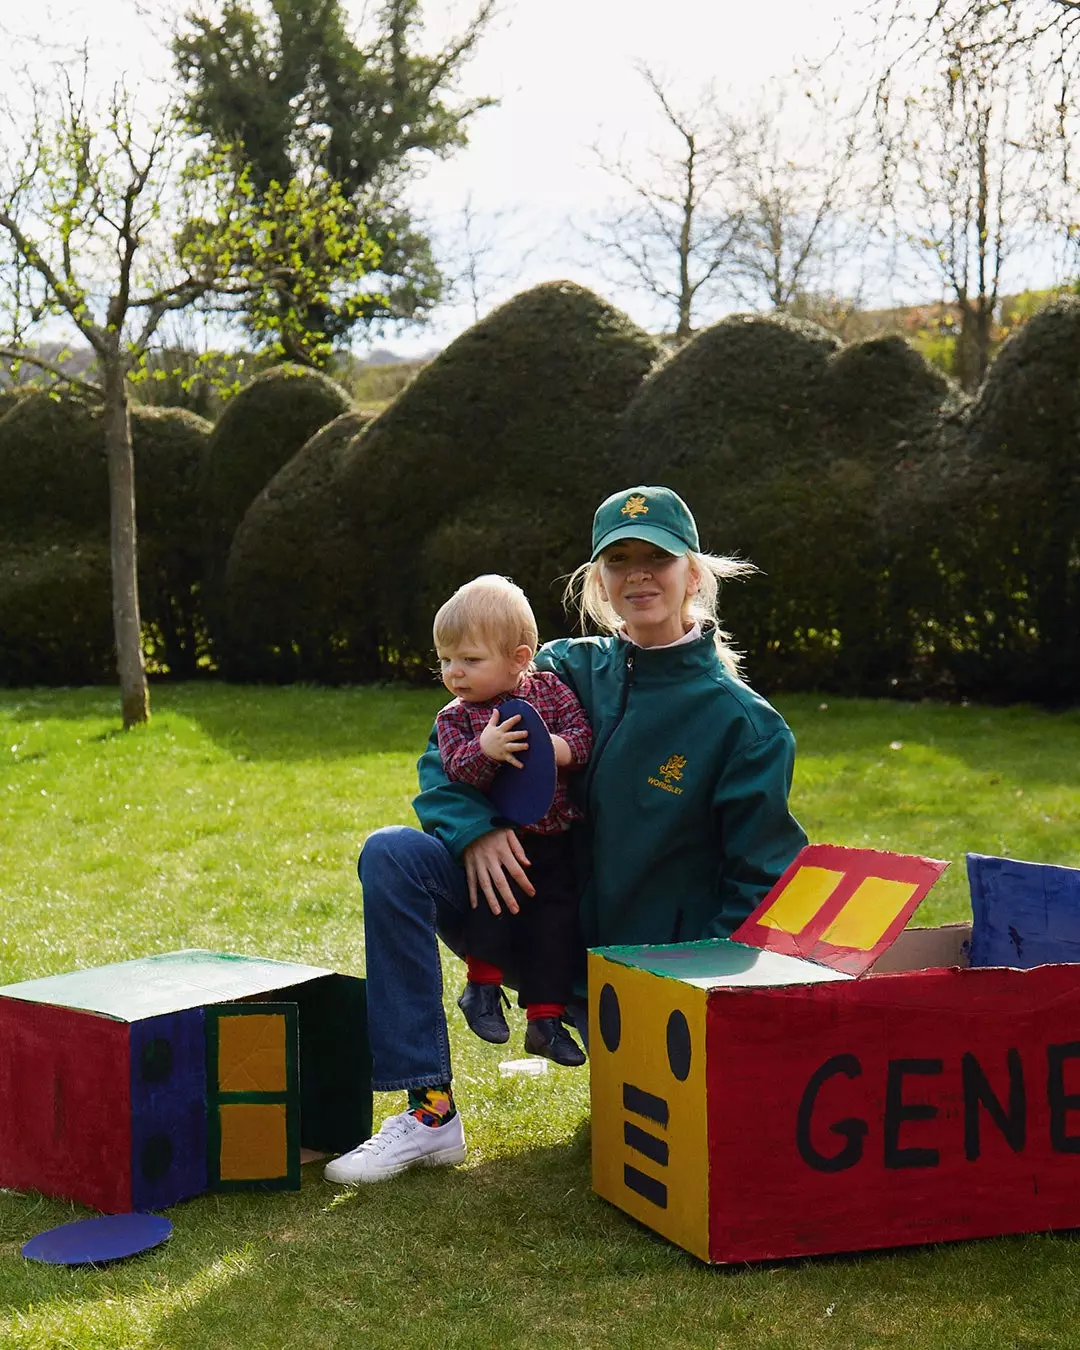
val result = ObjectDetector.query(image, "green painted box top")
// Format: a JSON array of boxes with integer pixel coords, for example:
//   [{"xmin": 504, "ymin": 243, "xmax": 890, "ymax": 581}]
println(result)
[
  {"xmin": 0, "ymin": 950, "xmax": 334, "ymax": 1022},
  {"xmin": 592, "ymin": 938, "xmax": 853, "ymax": 990}
]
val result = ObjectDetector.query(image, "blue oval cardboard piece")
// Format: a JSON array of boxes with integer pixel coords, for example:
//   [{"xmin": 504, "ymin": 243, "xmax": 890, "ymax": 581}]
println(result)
[
  {"xmin": 488, "ymin": 697, "xmax": 557, "ymax": 827},
  {"xmin": 23, "ymin": 1213, "xmax": 172, "ymax": 1266}
]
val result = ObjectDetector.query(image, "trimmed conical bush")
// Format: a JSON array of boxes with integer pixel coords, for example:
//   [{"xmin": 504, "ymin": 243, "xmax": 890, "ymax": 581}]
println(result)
[
  {"xmin": 223, "ymin": 411, "xmax": 377, "ymax": 680},
  {"xmin": 199, "ymin": 364, "xmax": 352, "ymax": 663},
  {"xmin": 616, "ymin": 315, "xmax": 954, "ymax": 691},
  {"xmin": 337, "ymin": 281, "xmax": 661, "ymax": 667}
]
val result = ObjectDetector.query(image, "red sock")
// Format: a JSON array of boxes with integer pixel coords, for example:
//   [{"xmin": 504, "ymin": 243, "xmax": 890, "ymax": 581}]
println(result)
[
  {"xmin": 526, "ymin": 1003, "xmax": 565, "ymax": 1021},
  {"xmin": 466, "ymin": 955, "xmax": 503, "ymax": 984}
]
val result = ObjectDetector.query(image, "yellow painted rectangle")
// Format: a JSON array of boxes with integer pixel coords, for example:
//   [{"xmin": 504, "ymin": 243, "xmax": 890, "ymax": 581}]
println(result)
[
  {"xmin": 217, "ymin": 1013, "xmax": 287, "ymax": 1092},
  {"xmin": 218, "ymin": 1102, "xmax": 288, "ymax": 1180},
  {"xmin": 588, "ymin": 953, "xmax": 709, "ymax": 1262},
  {"xmin": 757, "ymin": 867, "xmax": 844, "ymax": 934},
  {"xmin": 820, "ymin": 877, "xmax": 920, "ymax": 950}
]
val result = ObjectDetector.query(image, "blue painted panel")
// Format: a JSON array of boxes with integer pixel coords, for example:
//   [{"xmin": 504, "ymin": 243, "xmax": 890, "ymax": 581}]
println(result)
[
  {"xmin": 968, "ymin": 853, "xmax": 1080, "ymax": 969},
  {"xmin": 130, "ymin": 1009, "xmax": 207, "ymax": 1210}
]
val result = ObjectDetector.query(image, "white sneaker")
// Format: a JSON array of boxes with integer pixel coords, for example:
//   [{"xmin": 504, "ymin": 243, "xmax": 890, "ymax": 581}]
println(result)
[{"xmin": 323, "ymin": 1110, "xmax": 467, "ymax": 1184}]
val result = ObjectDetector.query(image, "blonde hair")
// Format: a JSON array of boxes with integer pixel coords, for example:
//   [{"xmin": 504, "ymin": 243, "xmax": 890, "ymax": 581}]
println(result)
[
  {"xmin": 433, "ymin": 574, "xmax": 539, "ymax": 657},
  {"xmin": 562, "ymin": 550, "xmax": 758, "ymax": 677}
]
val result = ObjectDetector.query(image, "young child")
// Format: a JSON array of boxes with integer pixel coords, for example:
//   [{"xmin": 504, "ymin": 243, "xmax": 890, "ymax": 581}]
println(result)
[{"xmin": 434, "ymin": 574, "xmax": 592, "ymax": 1066}]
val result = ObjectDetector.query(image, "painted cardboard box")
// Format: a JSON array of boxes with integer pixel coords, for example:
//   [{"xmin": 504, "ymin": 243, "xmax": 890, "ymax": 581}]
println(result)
[
  {"xmin": 588, "ymin": 845, "xmax": 1080, "ymax": 1263},
  {"xmin": 0, "ymin": 950, "xmax": 371, "ymax": 1213}
]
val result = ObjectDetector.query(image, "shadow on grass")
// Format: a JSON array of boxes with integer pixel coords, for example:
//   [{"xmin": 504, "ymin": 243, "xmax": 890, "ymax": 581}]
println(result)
[
  {"xmin": 4, "ymin": 685, "xmax": 1080, "ymax": 783},
  {"xmin": 0, "ymin": 683, "xmax": 449, "ymax": 763},
  {"xmin": 5, "ymin": 1124, "xmax": 1080, "ymax": 1349}
]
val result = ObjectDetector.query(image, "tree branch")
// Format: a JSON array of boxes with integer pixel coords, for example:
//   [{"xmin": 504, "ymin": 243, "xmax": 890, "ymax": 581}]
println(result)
[{"xmin": 0, "ymin": 347, "xmax": 103, "ymax": 399}]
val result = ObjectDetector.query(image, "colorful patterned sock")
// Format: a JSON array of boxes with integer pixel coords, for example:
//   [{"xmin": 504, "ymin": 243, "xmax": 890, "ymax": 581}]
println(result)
[{"xmin": 407, "ymin": 1084, "xmax": 456, "ymax": 1127}]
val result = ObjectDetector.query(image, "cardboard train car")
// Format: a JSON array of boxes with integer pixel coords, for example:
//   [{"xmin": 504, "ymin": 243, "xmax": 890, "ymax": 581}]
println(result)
[
  {"xmin": 588, "ymin": 845, "xmax": 1080, "ymax": 1264},
  {"xmin": 0, "ymin": 951, "xmax": 371, "ymax": 1213}
]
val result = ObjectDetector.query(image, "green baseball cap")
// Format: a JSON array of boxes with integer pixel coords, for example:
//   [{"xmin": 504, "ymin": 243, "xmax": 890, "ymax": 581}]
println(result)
[{"xmin": 591, "ymin": 485, "xmax": 700, "ymax": 561}]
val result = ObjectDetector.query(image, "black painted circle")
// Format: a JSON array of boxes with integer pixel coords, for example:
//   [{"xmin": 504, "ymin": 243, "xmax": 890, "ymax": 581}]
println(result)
[
  {"xmin": 140, "ymin": 1133, "xmax": 173, "ymax": 1182},
  {"xmin": 598, "ymin": 983, "xmax": 621, "ymax": 1053},
  {"xmin": 666, "ymin": 1009, "xmax": 691, "ymax": 1081},
  {"xmin": 141, "ymin": 1037, "xmax": 173, "ymax": 1084}
]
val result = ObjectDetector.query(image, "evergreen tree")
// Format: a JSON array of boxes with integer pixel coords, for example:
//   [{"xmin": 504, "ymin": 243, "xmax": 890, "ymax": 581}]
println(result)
[{"xmin": 174, "ymin": 0, "xmax": 494, "ymax": 359}]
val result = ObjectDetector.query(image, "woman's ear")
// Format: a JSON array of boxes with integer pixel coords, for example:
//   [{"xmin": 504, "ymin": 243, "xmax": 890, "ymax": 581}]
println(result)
[{"xmin": 686, "ymin": 561, "xmax": 701, "ymax": 598}]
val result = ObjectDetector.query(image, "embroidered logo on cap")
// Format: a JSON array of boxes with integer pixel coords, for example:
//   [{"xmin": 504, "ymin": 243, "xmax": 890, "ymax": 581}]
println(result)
[{"xmin": 621, "ymin": 494, "xmax": 648, "ymax": 519}]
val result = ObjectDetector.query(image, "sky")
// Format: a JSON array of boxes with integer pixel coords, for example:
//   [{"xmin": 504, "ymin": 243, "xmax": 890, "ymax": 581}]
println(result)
[{"xmin": 2, "ymin": 0, "xmax": 1060, "ymax": 357}]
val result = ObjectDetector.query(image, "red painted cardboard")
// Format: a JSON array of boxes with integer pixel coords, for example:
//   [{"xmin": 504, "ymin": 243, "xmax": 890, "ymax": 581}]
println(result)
[
  {"xmin": 0, "ymin": 952, "xmax": 372, "ymax": 1213},
  {"xmin": 708, "ymin": 961, "xmax": 1080, "ymax": 1262},
  {"xmin": 0, "ymin": 1001, "xmax": 131, "ymax": 1213},
  {"xmin": 731, "ymin": 844, "xmax": 950, "ymax": 976}
]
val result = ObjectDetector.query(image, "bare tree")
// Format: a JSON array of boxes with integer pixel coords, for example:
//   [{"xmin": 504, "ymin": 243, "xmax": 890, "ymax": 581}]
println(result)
[
  {"xmin": 442, "ymin": 192, "xmax": 535, "ymax": 324},
  {"xmin": 582, "ymin": 65, "xmax": 742, "ymax": 342},
  {"xmin": 873, "ymin": 28, "xmax": 1058, "ymax": 389},
  {"xmin": 725, "ymin": 87, "xmax": 871, "ymax": 314}
]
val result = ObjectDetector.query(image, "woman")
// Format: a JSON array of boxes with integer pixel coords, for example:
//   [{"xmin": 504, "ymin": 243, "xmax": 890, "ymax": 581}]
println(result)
[{"xmin": 325, "ymin": 485, "xmax": 807, "ymax": 1184}]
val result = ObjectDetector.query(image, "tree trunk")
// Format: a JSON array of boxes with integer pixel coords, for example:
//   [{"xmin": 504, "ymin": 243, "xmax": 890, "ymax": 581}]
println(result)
[
  {"xmin": 956, "ymin": 298, "xmax": 994, "ymax": 391},
  {"xmin": 103, "ymin": 355, "xmax": 150, "ymax": 728}
]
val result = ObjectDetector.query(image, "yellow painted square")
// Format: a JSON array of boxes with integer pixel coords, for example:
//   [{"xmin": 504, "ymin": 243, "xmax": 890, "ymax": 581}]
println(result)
[
  {"xmin": 756, "ymin": 866, "xmax": 844, "ymax": 935},
  {"xmin": 820, "ymin": 876, "xmax": 920, "ymax": 950},
  {"xmin": 218, "ymin": 1102, "xmax": 288, "ymax": 1180},
  {"xmin": 217, "ymin": 1013, "xmax": 287, "ymax": 1092}
]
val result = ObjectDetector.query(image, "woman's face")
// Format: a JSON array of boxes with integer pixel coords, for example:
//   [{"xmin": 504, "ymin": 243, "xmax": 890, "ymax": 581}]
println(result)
[{"xmin": 598, "ymin": 538, "xmax": 697, "ymax": 648}]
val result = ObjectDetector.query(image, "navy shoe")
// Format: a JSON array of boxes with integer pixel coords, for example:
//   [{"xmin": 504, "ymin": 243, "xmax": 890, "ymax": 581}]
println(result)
[
  {"xmin": 524, "ymin": 1017, "xmax": 586, "ymax": 1067},
  {"xmin": 457, "ymin": 982, "xmax": 510, "ymax": 1044},
  {"xmin": 562, "ymin": 999, "xmax": 590, "ymax": 1055}
]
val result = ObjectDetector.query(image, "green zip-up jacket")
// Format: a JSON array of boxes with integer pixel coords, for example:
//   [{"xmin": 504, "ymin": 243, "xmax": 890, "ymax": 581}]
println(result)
[{"xmin": 413, "ymin": 627, "xmax": 807, "ymax": 948}]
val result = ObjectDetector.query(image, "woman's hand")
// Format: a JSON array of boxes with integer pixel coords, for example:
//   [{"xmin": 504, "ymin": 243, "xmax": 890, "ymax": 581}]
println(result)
[
  {"xmin": 463, "ymin": 828, "xmax": 534, "ymax": 915},
  {"xmin": 479, "ymin": 710, "xmax": 529, "ymax": 766}
]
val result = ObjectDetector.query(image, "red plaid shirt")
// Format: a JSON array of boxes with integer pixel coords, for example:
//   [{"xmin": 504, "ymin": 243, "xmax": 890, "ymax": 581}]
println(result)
[{"xmin": 435, "ymin": 670, "xmax": 592, "ymax": 835}]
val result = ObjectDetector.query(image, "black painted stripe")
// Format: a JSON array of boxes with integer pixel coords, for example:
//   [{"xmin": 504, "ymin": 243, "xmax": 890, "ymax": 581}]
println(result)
[
  {"xmin": 624, "ymin": 1163, "xmax": 668, "ymax": 1209},
  {"xmin": 623, "ymin": 1082, "xmax": 669, "ymax": 1126},
  {"xmin": 624, "ymin": 1120, "xmax": 669, "ymax": 1166}
]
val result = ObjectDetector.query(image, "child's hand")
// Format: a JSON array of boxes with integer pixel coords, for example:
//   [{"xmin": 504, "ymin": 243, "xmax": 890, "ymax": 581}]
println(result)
[
  {"xmin": 479, "ymin": 710, "xmax": 529, "ymax": 767},
  {"xmin": 551, "ymin": 734, "xmax": 572, "ymax": 768}
]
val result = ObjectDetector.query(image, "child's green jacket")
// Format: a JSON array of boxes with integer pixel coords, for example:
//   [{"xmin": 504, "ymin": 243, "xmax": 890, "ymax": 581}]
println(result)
[{"xmin": 413, "ymin": 627, "xmax": 807, "ymax": 949}]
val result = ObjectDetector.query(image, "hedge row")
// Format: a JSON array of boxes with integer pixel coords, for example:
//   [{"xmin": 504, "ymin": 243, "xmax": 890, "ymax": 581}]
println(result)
[
  {"xmin": 3, "ymin": 286, "xmax": 1079, "ymax": 704},
  {"xmin": 0, "ymin": 366, "xmax": 351, "ymax": 684}
]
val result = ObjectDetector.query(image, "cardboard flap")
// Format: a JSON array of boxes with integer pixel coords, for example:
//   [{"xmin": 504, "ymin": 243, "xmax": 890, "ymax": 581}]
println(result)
[{"xmin": 730, "ymin": 844, "xmax": 949, "ymax": 976}]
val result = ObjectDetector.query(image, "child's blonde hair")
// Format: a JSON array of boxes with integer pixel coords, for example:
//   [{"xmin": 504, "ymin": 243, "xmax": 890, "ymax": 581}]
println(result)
[
  {"xmin": 433, "ymin": 574, "xmax": 539, "ymax": 657},
  {"xmin": 562, "ymin": 551, "xmax": 757, "ymax": 677}
]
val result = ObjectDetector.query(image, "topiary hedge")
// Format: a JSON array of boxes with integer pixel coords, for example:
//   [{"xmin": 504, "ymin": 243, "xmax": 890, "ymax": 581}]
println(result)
[
  {"xmin": 0, "ymin": 392, "xmax": 106, "ymax": 538},
  {"xmin": 199, "ymin": 365, "xmax": 351, "ymax": 578},
  {"xmin": 0, "ymin": 540, "xmax": 114, "ymax": 686},
  {"xmin": 920, "ymin": 298, "xmax": 1080, "ymax": 702},
  {"xmin": 615, "ymin": 317, "xmax": 956, "ymax": 693},
  {"xmin": 0, "ymin": 397, "xmax": 213, "ymax": 682},
  {"xmin": 131, "ymin": 406, "xmax": 214, "ymax": 677},
  {"xmin": 222, "ymin": 411, "xmax": 377, "ymax": 681},
  {"xmin": 0, "ymin": 384, "xmax": 35, "ymax": 423},
  {"xmin": 337, "ymin": 282, "xmax": 662, "ymax": 668}
]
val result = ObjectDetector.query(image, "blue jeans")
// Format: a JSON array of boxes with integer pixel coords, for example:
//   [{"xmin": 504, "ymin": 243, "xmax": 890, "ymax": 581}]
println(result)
[
  {"xmin": 359, "ymin": 826, "xmax": 470, "ymax": 1091},
  {"xmin": 358, "ymin": 825, "xmax": 588, "ymax": 1092}
]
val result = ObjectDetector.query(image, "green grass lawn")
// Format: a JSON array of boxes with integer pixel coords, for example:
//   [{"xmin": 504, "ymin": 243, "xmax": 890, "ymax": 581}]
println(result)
[{"xmin": 1, "ymin": 685, "xmax": 1079, "ymax": 1350}]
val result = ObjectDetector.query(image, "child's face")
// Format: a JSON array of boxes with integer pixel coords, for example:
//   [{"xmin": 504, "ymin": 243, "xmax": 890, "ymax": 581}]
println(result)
[{"xmin": 437, "ymin": 637, "xmax": 531, "ymax": 703}]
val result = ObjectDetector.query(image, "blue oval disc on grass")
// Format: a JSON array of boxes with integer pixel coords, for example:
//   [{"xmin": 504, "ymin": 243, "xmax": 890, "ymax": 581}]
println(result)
[
  {"xmin": 23, "ymin": 1213, "xmax": 172, "ymax": 1265},
  {"xmin": 488, "ymin": 698, "xmax": 557, "ymax": 827}
]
